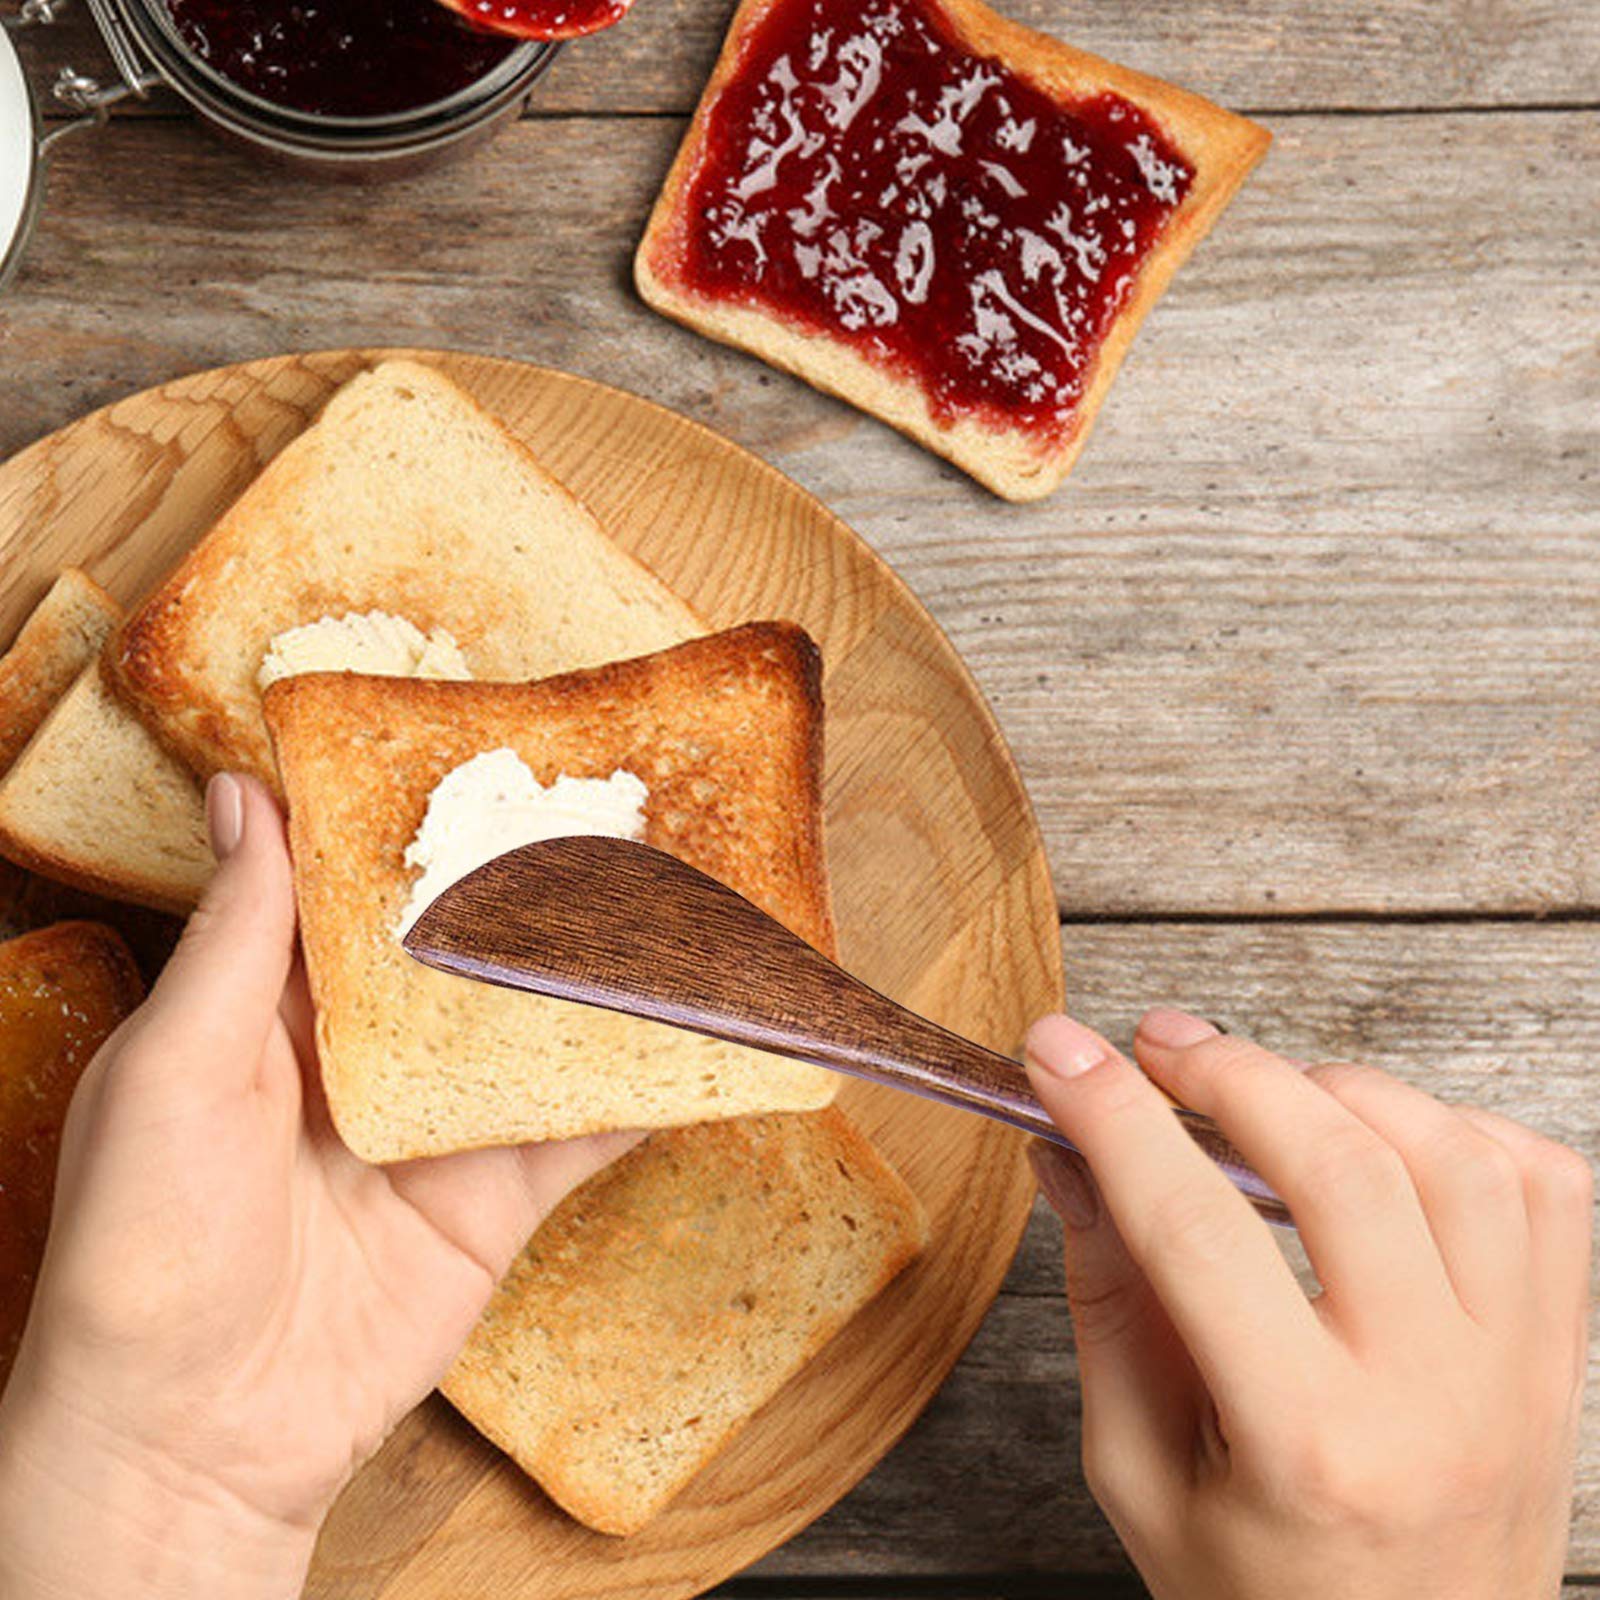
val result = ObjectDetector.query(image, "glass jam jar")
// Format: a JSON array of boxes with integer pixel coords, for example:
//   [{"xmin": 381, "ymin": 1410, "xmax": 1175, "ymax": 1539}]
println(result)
[
  {"xmin": 1, "ymin": 0, "xmax": 560, "ymax": 283},
  {"xmin": 7, "ymin": 0, "xmax": 559, "ymax": 186}
]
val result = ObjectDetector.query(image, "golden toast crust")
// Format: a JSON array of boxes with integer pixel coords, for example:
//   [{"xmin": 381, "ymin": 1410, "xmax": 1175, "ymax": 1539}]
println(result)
[{"xmin": 108, "ymin": 358, "xmax": 703, "ymax": 791}]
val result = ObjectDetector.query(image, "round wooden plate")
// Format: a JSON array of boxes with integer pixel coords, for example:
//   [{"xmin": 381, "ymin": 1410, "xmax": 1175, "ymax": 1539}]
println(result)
[{"xmin": 0, "ymin": 351, "xmax": 1063, "ymax": 1600}]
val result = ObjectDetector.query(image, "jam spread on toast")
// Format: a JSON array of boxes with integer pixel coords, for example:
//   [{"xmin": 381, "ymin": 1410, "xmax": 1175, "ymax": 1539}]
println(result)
[
  {"xmin": 161, "ymin": 0, "xmax": 518, "ymax": 118},
  {"xmin": 442, "ymin": 0, "xmax": 635, "ymax": 42},
  {"xmin": 670, "ymin": 0, "xmax": 1194, "ymax": 439}
]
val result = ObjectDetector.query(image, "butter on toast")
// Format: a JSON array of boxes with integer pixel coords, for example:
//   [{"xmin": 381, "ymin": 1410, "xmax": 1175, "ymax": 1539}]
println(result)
[
  {"xmin": 108, "ymin": 359, "xmax": 702, "ymax": 791},
  {"xmin": 0, "ymin": 921, "xmax": 143, "ymax": 1388},
  {"xmin": 0, "ymin": 570, "xmax": 119, "ymax": 777},
  {"xmin": 444, "ymin": 1105, "xmax": 927, "ymax": 1535},
  {"xmin": 636, "ymin": 0, "xmax": 1269, "ymax": 501},
  {"xmin": 264, "ymin": 621, "xmax": 840, "ymax": 1160}
]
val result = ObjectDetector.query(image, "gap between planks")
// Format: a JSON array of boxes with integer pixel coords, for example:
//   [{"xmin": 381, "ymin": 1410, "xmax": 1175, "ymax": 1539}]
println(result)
[{"xmin": 29, "ymin": 99, "xmax": 1600, "ymax": 123}]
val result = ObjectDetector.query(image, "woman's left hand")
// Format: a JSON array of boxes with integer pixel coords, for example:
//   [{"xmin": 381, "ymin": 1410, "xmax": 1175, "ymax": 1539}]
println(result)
[{"xmin": 0, "ymin": 774, "xmax": 637, "ymax": 1600}]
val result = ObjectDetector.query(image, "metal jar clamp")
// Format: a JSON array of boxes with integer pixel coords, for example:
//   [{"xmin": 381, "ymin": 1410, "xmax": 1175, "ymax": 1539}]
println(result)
[
  {"xmin": 0, "ymin": 0, "xmax": 558, "ymax": 288},
  {"xmin": 0, "ymin": 0, "xmax": 156, "ymax": 288}
]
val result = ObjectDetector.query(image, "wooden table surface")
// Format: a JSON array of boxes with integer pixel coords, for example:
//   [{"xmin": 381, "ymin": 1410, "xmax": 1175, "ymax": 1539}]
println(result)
[{"xmin": 5, "ymin": 0, "xmax": 1598, "ymax": 1592}]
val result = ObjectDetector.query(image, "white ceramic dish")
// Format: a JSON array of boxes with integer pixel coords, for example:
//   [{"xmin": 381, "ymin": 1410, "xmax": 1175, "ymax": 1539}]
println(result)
[{"xmin": 0, "ymin": 25, "xmax": 41, "ymax": 291}]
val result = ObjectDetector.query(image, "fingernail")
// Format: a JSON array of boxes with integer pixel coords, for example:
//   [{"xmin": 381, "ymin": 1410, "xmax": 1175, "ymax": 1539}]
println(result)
[
  {"xmin": 206, "ymin": 773, "xmax": 245, "ymax": 859},
  {"xmin": 1136, "ymin": 1007, "xmax": 1219, "ymax": 1050},
  {"xmin": 1030, "ymin": 1142, "xmax": 1100, "ymax": 1230},
  {"xmin": 1024, "ymin": 1015, "xmax": 1114, "ymax": 1079}
]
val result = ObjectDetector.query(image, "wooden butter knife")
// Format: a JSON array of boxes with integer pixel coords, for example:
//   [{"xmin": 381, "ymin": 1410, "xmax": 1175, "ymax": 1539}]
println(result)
[{"xmin": 402, "ymin": 836, "xmax": 1291, "ymax": 1226}]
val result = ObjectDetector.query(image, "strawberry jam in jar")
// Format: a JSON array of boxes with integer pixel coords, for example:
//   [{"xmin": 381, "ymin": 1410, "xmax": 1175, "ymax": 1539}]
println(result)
[
  {"xmin": 159, "ymin": 0, "xmax": 521, "ymax": 120},
  {"xmin": 73, "ymin": 0, "xmax": 563, "ymax": 173}
]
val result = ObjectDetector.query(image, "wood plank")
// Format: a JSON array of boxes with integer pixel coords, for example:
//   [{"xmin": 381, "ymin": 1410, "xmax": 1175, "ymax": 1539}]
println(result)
[
  {"xmin": 2, "ymin": 113, "xmax": 1595, "ymax": 915},
  {"xmin": 14, "ymin": 0, "xmax": 1600, "ymax": 117},
  {"xmin": 768, "ymin": 112, "xmax": 1600, "ymax": 912},
  {"xmin": 747, "ymin": 920, "xmax": 1600, "ymax": 1578}
]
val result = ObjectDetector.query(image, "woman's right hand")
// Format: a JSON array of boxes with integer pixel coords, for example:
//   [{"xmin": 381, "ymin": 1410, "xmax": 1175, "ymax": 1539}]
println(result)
[{"xmin": 1025, "ymin": 1007, "xmax": 1591, "ymax": 1600}]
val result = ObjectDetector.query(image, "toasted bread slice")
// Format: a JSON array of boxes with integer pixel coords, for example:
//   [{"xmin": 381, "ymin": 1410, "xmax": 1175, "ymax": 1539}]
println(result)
[
  {"xmin": 0, "ymin": 921, "xmax": 144, "ymax": 1387},
  {"xmin": 108, "ymin": 358, "xmax": 702, "ymax": 790},
  {"xmin": 0, "ymin": 658, "xmax": 213, "ymax": 917},
  {"xmin": 0, "ymin": 570, "xmax": 119, "ymax": 777},
  {"xmin": 264, "ymin": 622, "xmax": 839, "ymax": 1161},
  {"xmin": 636, "ymin": 0, "xmax": 1269, "ymax": 501},
  {"xmin": 444, "ymin": 1106, "xmax": 927, "ymax": 1535}
]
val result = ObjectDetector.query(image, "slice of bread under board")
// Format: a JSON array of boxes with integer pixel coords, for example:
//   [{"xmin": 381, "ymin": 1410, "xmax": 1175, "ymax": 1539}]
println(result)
[
  {"xmin": 108, "ymin": 357, "xmax": 702, "ymax": 792},
  {"xmin": 444, "ymin": 1104, "xmax": 928, "ymax": 1535},
  {"xmin": 0, "ymin": 578, "xmax": 212, "ymax": 916},
  {"xmin": 264, "ymin": 621, "xmax": 841, "ymax": 1161},
  {"xmin": 0, "ymin": 920, "xmax": 144, "ymax": 1389}
]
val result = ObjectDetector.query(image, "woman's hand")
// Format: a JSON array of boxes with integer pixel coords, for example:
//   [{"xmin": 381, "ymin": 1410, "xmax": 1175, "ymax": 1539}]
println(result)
[
  {"xmin": 0, "ymin": 775, "xmax": 637, "ymax": 1600},
  {"xmin": 1025, "ymin": 1008, "xmax": 1591, "ymax": 1600}
]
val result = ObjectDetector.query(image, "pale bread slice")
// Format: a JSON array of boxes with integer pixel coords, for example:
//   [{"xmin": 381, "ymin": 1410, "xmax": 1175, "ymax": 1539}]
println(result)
[
  {"xmin": 0, "ymin": 570, "xmax": 119, "ymax": 776},
  {"xmin": 264, "ymin": 622, "xmax": 840, "ymax": 1162},
  {"xmin": 0, "ymin": 663, "xmax": 213, "ymax": 916},
  {"xmin": 108, "ymin": 358, "xmax": 702, "ymax": 791},
  {"xmin": 636, "ymin": 0, "xmax": 1270, "ymax": 501},
  {"xmin": 0, "ymin": 920, "xmax": 144, "ymax": 1387},
  {"xmin": 444, "ymin": 1105, "xmax": 927, "ymax": 1535},
  {"xmin": 0, "ymin": 577, "xmax": 212, "ymax": 914}
]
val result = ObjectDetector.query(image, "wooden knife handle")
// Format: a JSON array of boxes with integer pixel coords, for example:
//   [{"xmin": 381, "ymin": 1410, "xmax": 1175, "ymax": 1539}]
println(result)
[{"xmin": 777, "ymin": 976, "xmax": 1291, "ymax": 1226}]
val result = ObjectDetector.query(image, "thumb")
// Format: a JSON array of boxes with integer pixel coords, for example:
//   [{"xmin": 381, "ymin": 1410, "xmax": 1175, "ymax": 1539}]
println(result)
[
  {"xmin": 136, "ymin": 773, "xmax": 297, "ymax": 1074},
  {"xmin": 384, "ymin": 1129, "xmax": 647, "ymax": 1287}
]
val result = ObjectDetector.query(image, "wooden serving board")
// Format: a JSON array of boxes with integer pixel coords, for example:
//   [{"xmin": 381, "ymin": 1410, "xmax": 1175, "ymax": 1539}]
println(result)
[{"xmin": 0, "ymin": 350, "xmax": 1063, "ymax": 1600}]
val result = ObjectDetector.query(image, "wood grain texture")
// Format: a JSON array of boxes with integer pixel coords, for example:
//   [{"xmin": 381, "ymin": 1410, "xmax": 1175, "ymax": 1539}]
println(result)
[
  {"xmin": 747, "ymin": 919, "xmax": 1600, "ymax": 1579},
  {"xmin": 1, "ymin": 114, "xmax": 1596, "ymax": 914},
  {"xmin": 14, "ymin": 0, "xmax": 1600, "ymax": 116},
  {"xmin": 7, "ymin": 114, "xmax": 1598, "ymax": 532},
  {"xmin": 0, "ymin": 353, "xmax": 1064, "ymax": 1598}
]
